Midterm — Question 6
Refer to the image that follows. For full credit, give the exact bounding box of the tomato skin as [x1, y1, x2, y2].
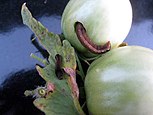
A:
[85, 46, 153, 115]
[61, 0, 132, 56]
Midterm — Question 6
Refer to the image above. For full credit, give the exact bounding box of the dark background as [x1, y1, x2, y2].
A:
[0, 0, 153, 114]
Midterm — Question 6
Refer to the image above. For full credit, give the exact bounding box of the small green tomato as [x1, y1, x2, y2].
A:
[85, 46, 153, 115]
[61, 0, 132, 56]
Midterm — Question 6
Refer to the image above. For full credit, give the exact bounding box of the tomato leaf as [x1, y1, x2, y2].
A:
[21, 3, 85, 115]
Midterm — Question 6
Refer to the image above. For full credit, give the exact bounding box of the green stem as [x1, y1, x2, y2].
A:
[30, 53, 48, 65]
[75, 53, 85, 81]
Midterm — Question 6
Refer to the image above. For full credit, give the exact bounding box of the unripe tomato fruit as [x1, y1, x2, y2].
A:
[61, 0, 132, 56]
[85, 46, 153, 115]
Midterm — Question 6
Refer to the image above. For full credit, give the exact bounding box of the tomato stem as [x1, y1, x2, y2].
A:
[75, 53, 86, 81]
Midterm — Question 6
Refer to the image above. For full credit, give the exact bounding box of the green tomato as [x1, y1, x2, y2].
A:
[61, 0, 132, 56]
[85, 46, 153, 115]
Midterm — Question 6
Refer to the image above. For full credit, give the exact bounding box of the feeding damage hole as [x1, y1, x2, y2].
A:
[74, 21, 111, 54]
[55, 54, 64, 80]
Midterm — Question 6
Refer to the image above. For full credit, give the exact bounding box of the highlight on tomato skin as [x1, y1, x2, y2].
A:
[61, 0, 133, 57]
[85, 46, 153, 115]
